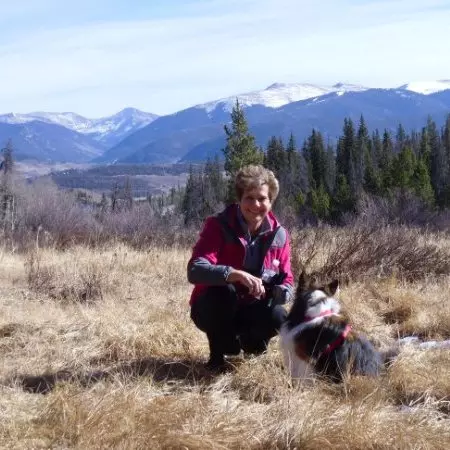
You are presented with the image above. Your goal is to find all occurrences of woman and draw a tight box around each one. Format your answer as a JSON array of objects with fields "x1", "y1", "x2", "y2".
[{"x1": 187, "y1": 165, "x2": 294, "y2": 370}]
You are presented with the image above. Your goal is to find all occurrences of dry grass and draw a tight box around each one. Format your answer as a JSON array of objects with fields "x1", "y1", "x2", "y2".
[{"x1": 1, "y1": 229, "x2": 450, "y2": 449}]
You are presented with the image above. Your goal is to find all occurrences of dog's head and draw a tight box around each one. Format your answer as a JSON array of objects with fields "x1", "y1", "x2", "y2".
[{"x1": 286, "y1": 271, "x2": 341, "y2": 327}]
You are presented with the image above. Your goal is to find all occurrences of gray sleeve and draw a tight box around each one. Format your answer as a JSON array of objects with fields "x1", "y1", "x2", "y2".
[{"x1": 187, "y1": 257, "x2": 231, "y2": 285}]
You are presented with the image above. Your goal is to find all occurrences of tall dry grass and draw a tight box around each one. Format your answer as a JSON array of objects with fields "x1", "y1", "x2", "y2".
[{"x1": 1, "y1": 228, "x2": 450, "y2": 449}]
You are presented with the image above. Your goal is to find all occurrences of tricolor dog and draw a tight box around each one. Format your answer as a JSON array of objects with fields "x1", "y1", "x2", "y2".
[{"x1": 280, "y1": 272, "x2": 382, "y2": 383}]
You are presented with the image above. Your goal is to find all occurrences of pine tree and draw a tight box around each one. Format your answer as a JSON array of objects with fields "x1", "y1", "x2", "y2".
[
  {"x1": 379, "y1": 130, "x2": 394, "y2": 195},
  {"x1": 336, "y1": 118, "x2": 357, "y2": 191},
  {"x1": 372, "y1": 129, "x2": 382, "y2": 166},
  {"x1": 364, "y1": 129, "x2": 382, "y2": 195},
  {"x1": 412, "y1": 157, "x2": 435, "y2": 205},
  {"x1": 182, "y1": 165, "x2": 202, "y2": 225},
  {"x1": 440, "y1": 115, "x2": 450, "y2": 207},
  {"x1": 284, "y1": 133, "x2": 307, "y2": 212},
  {"x1": 222, "y1": 99, "x2": 263, "y2": 202},
  {"x1": 325, "y1": 142, "x2": 336, "y2": 194},
  {"x1": 443, "y1": 115, "x2": 450, "y2": 163},
  {"x1": 392, "y1": 146, "x2": 416, "y2": 190},
  {"x1": 303, "y1": 129, "x2": 328, "y2": 190},
  {"x1": 354, "y1": 115, "x2": 369, "y2": 190},
  {"x1": 419, "y1": 127, "x2": 431, "y2": 168},
  {"x1": 264, "y1": 136, "x2": 287, "y2": 177},
  {"x1": 204, "y1": 155, "x2": 225, "y2": 205},
  {"x1": 427, "y1": 117, "x2": 447, "y2": 205},
  {"x1": 309, "y1": 183, "x2": 330, "y2": 220},
  {"x1": 333, "y1": 174, "x2": 354, "y2": 217},
  {"x1": 395, "y1": 123, "x2": 407, "y2": 153}
]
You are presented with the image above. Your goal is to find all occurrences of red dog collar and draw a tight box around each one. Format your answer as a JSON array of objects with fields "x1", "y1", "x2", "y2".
[{"x1": 321, "y1": 324, "x2": 352, "y2": 356}]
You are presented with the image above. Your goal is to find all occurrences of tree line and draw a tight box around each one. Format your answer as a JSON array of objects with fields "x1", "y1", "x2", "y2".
[{"x1": 182, "y1": 100, "x2": 450, "y2": 225}]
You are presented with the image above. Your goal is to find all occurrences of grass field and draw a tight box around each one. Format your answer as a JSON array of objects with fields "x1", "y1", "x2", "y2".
[{"x1": 1, "y1": 229, "x2": 449, "y2": 449}]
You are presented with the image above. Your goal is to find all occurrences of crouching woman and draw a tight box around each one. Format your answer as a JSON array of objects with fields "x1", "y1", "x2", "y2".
[{"x1": 187, "y1": 165, "x2": 294, "y2": 370}]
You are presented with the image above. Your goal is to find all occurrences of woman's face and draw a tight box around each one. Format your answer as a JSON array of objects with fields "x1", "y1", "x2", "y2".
[{"x1": 239, "y1": 184, "x2": 272, "y2": 232}]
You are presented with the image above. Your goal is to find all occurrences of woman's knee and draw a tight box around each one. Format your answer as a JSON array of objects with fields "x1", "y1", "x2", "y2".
[{"x1": 190, "y1": 285, "x2": 238, "y2": 331}]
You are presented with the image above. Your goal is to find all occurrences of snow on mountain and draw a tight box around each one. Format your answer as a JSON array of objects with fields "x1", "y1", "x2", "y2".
[
  {"x1": 196, "y1": 82, "x2": 369, "y2": 113},
  {"x1": 0, "y1": 108, "x2": 158, "y2": 140},
  {"x1": 398, "y1": 80, "x2": 450, "y2": 95},
  {"x1": 85, "y1": 108, "x2": 158, "y2": 135}
]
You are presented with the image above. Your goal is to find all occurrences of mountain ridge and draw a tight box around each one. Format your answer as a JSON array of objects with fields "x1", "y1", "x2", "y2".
[{"x1": 1, "y1": 80, "x2": 449, "y2": 164}]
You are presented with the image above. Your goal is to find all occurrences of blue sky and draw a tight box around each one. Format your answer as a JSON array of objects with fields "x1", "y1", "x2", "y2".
[{"x1": 1, "y1": 0, "x2": 449, "y2": 117}]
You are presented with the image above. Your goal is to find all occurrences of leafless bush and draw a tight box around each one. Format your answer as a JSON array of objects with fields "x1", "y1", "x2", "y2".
[
  {"x1": 355, "y1": 192, "x2": 436, "y2": 228},
  {"x1": 99, "y1": 205, "x2": 194, "y2": 249},
  {"x1": 11, "y1": 179, "x2": 101, "y2": 249},
  {"x1": 291, "y1": 224, "x2": 450, "y2": 282},
  {"x1": 2, "y1": 177, "x2": 198, "y2": 250}
]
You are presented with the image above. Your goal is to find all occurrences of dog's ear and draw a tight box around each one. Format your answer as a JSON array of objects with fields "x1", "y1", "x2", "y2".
[
  {"x1": 327, "y1": 279, "x2": 339, "y2": 296},
  {"x1": 298, "y1": 271, "x2": 310, "y2": 291}
]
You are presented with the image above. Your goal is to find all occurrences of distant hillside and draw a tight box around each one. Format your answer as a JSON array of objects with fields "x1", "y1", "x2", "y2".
[{"x1": 0, "y1": 108, "x2": 158, "y2": 162}]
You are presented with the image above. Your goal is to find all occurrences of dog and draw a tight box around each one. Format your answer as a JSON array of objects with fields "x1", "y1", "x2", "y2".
[{"x1": 280, "y1": 272, "x2": 383, "y2": 383}]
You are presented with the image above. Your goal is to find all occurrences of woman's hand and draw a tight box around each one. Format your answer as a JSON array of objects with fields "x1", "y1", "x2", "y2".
[{"x1": 227, "y1": 269, "x2": 265, "y2": 298}]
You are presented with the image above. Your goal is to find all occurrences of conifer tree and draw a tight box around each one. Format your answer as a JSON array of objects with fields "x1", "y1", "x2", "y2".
[
  {"x1": 355, "y1": 115, "x2": 369, "y2": 190},
  {"x1": 264, "y1": 136, "x2": 286, "y2": 177},
  {"x1": 427, "y1": 117, "x2": 447, "y2": 204},
  {"x1": 419, "y1": 127, "x2": 431, "y2": 168},
  {"x1": 363, "y1": 129, "x2": 382, "y2": 195},
  {"x1": 412, "y1": 157, "x2": 435, "y2": 205},
  {"x1": 182, "y1": 165, "x2": 202, "y2": 225},
  {"x1": 204, "y1": 155, "x2": 225, "y2": 205},
  {"x1": 379, "y1": 130, "x2": 394, "y2": 194},
  {"x1": 303, "y1": 129, "x2": 328, "y2": 190},
  {"x1": 371, "y1": 129, "x2": 382, "y2": 166},
  {"x1": 325, "y1": 142, "x2": 336, "y2": 194},
  {"x1": 392, "y1": 146, "x2": 416, "y2": 190},
  {"x1": 284, "y1": 133, "x2": 307, "y2": 211},
  {"x1": 309, "y1": 183, "x2": 330, "y2": 220},
  {"x1": 336, "y1": 118, "x2": 357, "y2": 191},
  {"x1": 333, "y1": 174, "x2": 354, "y2": 217},
  {"x1": 222, "y1": 99, "x2": 263, "y2": 202},
  {"x1": 396, "y1": 123, "x2": 407, "y2": 153}
]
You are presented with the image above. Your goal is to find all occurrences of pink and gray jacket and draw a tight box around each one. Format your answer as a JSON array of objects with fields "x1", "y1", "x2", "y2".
[{"x1": 187, "y1": 204, "x2": 294, "y2": 305}]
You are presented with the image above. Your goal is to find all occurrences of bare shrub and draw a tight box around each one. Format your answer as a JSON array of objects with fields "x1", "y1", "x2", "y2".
[
  {"x1": 291, "y1": 224, "x2": 450, "y2": 282},
  {"x1": 356, "y1": 191, "x2": 436, "y2": 228},
  {"x1": 12, "y1": 179, "x2": 101, "y2": 249},
  {"x1": 99, "y1": 204, "x2": 194, "y2": 249},
  {"x1": 3, "y1": 177, "x2": 197, "y2": 250}
]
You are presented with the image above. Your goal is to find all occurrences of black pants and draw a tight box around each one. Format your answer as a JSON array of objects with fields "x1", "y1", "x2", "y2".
[{"x1": 190, "y1": 284, "x2": 287, "y2": 361}]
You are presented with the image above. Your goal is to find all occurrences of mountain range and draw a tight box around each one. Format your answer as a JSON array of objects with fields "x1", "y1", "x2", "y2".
[
  {"x1": 0, "y1": 108, "x2": 158, "y2": 162},
  {"x1": 2, "y1": 80, "x2": 450, "y2": 164}
]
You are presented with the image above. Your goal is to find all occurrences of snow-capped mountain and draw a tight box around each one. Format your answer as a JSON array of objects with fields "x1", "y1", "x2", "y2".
[
  {"x1": 397, "y1": 80, "x2": 450, "y2": 95},
  {"x1": 0, "y1": 121, "x2": 105, "y2": 163},
  {"x1": 196, "y1": 82, "x2": 369, "y2": 113},
  {"x1": 102, "y1": 81, "x2": 450, "y2": 164},
  {"x1": 2, "y1": 80, "x2": 449, "y2": 164},
  {"x1": 0, "y1": 108, "x2": 158, "y2": 148}
]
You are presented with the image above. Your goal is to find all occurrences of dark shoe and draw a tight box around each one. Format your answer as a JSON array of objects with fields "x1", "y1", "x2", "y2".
[
  {"x1": 204, "y1": 356, "x2": 230, "y2": 373},
  {"x1": 240, "y1": 336, "x2": 268, "y2": 356},
  {"x1": 223, "y1": 336, "x2": 241, "y2": 356}
]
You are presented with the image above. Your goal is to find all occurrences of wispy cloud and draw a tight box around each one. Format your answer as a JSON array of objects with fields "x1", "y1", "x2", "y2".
[{"x1": 1, "y1": 0, "x2": 449, "y2": 116}]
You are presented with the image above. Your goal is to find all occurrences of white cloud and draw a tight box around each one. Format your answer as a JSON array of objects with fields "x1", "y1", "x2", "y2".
[{"x1": 0, "y1": 0, "x2": 449, "y2": 116}]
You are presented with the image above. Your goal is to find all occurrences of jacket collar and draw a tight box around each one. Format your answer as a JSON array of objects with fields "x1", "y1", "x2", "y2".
[{"x1": 220, "y1": 203, "x2": 280, "y2": 238}]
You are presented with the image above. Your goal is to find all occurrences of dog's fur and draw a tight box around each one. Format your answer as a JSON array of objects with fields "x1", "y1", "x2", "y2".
[{"x1": 280, "y1": 272, "x2": 382, "y2": 383}]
